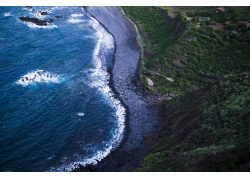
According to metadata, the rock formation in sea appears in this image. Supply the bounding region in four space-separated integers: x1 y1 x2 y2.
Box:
19 16 53 26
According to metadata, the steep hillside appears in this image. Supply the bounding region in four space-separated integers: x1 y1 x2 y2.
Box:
136 73 250 171
121 6 250 171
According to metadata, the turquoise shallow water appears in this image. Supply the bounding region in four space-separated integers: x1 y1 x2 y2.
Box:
0 6 125 172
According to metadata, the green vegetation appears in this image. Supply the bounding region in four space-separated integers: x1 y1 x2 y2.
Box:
136 73 250 171
122 6 250 95
121 6 250 171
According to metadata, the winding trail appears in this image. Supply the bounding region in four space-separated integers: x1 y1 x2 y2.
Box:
76 6 161 172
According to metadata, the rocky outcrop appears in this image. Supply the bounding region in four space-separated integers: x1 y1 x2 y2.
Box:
19 16 53 26
40 11 47 15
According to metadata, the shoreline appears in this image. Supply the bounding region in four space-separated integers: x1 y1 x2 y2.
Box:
117 7 144 59
74 6 162 172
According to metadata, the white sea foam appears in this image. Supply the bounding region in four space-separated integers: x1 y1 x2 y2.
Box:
33 11 46 20
71 14 84 18
67 13 84 24
3 12 11 16
67 18 84 24
77 112 85 116
26 22 58 29
50 13 126 172
47 155 55 160
15 69 61 86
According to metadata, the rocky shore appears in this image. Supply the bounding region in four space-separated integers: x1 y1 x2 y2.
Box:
73 6 162 172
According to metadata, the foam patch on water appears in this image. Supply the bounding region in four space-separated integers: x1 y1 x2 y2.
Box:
67 13 84 24
15 69 61 86
47 155 55 160
77 112 85 116
71 14 84 18
33 11 46 20
68 18 84 24
3 12 11 17
50 13 126 172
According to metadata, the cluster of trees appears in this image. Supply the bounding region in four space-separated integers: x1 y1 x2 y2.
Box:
136 73 250 171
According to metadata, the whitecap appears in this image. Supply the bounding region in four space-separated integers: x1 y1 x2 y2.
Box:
67 13 85 24
67 18 84 24
15 69 61 86
77 112 85 116
3 12 11 17
47 155 55 160
33 11 46 20
71 14 84 17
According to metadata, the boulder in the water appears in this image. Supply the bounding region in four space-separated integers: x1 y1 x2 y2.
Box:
41 11 47 15
19 16 53 26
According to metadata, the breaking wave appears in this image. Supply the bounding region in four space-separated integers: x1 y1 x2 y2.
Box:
15 69 62 86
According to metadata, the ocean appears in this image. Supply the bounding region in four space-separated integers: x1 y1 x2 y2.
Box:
0 6 125 172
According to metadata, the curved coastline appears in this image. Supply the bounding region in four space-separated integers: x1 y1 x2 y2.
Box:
76 6 161 172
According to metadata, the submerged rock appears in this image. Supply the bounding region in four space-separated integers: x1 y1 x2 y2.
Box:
55 15 63 19
40 11 47 15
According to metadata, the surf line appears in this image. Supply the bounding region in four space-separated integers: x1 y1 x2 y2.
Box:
52 9 127 172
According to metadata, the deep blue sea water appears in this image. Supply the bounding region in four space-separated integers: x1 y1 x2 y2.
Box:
0 6 125 172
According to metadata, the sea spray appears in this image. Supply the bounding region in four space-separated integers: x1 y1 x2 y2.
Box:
16 69 61 86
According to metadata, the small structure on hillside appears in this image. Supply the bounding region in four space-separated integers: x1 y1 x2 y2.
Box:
216 7 225 13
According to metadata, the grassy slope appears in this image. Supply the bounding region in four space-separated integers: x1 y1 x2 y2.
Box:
121 6 250 171
122 6 250 95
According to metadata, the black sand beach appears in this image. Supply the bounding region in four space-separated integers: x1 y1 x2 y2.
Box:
75 6 161 172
